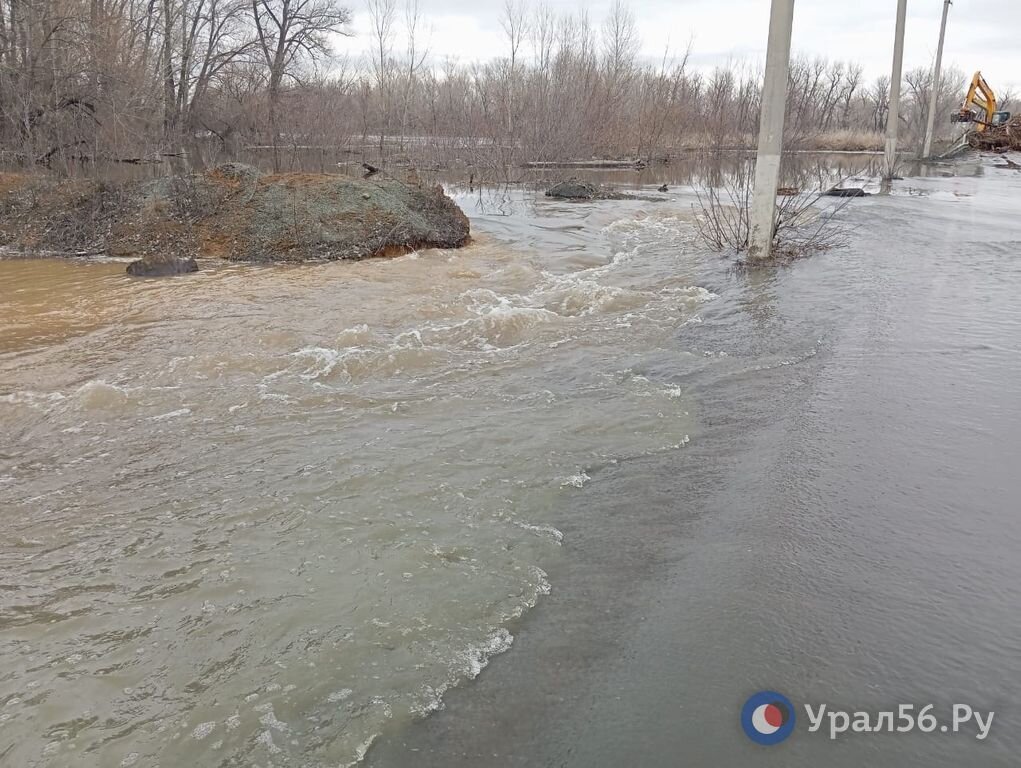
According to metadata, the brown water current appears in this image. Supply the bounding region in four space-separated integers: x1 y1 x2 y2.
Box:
3 154 1020 768
1 173 716 766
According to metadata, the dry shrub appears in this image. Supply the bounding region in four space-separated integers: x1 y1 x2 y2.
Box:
805 130 884 152
693 173 854 264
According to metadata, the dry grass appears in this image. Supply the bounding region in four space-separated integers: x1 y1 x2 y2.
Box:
261 172 337 188
802 130 884 152
0 172 32 195
655 130 884 156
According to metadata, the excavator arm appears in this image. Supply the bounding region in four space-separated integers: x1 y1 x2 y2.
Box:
953 71 1000 132
950 71 1017 150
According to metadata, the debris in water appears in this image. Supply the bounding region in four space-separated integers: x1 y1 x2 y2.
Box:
823 187 869 197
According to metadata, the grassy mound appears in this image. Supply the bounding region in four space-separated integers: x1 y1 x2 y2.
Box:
0 164 470 262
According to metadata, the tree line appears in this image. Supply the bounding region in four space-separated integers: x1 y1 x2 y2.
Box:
0 0 1009 170
0 0 349 164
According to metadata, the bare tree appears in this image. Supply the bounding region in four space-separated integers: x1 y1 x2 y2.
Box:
0 0 971 171
499 0 527 138
251 0 350 167
397 0 428 150
365 0 396 157
867 75 890 132
160 0 254 154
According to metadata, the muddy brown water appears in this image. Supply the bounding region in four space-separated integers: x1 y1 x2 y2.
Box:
2 154 1020 767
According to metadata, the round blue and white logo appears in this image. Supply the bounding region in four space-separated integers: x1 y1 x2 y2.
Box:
741 690 796 745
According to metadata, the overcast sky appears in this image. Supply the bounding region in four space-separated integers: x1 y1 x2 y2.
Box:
334 0 1020 95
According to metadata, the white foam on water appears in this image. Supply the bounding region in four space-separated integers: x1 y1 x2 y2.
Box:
258 391 293 403
462 628 514 678
537 274 647 317
409 627 516 719
368 291 561 355
370 696 393 719
292 346 349 380
405 566 552 725
470 302 559 348
256 729 281 755
573 245 641 280
191 721 216 740
336 323 373 344
602 213 688 233
288 334 447 385
0 390 66 408
393 327 424 347
257 706 290 733
501 567 553 622
149 408 191 421
340 734 378 768
601 214 697 252
74 380 131 410
272 261 716 398
514 521 564 545
663 285 718 303
560 470 590 488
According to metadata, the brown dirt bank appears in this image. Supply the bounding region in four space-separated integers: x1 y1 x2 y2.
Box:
0 163 470 265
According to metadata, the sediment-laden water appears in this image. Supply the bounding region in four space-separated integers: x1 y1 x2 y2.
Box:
372 157 1021 768
0 171 722 766
5 153 1018 768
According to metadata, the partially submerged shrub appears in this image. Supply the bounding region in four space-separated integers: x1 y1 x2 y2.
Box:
693 173 854 264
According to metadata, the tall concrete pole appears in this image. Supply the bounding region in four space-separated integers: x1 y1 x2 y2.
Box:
748 0 796 261
884 0 908 179
921 0 951 159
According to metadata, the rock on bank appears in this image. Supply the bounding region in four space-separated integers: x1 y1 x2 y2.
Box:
0 164 470 266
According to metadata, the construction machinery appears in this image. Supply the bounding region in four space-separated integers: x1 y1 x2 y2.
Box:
939 72 1021 154
952 72 1012 131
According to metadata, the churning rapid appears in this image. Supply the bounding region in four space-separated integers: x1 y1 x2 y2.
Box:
0 179 712 766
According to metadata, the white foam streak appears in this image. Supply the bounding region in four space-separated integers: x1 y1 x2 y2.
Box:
560 470 590 488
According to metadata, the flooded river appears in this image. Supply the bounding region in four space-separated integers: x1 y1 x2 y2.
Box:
3 154 1021 767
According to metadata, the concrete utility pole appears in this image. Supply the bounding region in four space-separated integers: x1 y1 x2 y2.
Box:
884 0 909 179
748 0 796 261
922 0 952 159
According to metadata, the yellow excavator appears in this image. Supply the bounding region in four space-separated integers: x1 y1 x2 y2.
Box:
951 71 1012 131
